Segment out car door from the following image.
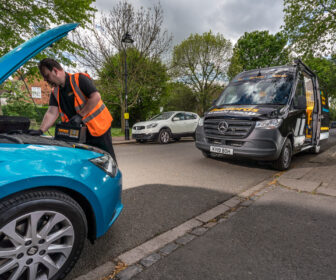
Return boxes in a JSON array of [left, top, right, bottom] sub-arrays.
[[185, 113, 199, 133], [171, 113, 187, 134]]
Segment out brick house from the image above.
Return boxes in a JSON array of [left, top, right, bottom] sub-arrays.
[[28, 78, 51, 105]]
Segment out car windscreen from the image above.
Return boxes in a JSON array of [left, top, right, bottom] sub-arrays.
[[150, 112, 175, 120], [216, 74, 294, 106]]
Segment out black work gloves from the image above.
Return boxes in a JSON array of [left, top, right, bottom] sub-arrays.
[[28, 129, 43, 136], [69, 114, 83, 126]]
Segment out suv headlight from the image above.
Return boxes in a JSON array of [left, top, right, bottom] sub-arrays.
[[146, 123, 158, 129], [90, 154, 118, 177], [198, 117, 204, 126], [256, 119, 283, 129]]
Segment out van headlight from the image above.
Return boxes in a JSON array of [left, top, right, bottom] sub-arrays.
[[198, 117, 204, 126], [256, 119, 283, 129], [146, 123, 158, 129], [90, 154, 118, 177]]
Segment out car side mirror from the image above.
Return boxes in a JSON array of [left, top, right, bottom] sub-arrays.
[[172, 117, 179, 121], [212, 99, 217, 106], [294, 95, 306, 110]]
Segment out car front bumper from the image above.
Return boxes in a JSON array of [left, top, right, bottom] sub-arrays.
[[132, 132, 159, 141], [195, 125, 285, 161]]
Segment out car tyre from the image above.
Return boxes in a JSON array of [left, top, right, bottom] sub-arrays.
[[158, 129, 171, 144], [273, 138, 292, 170], [0, 190, 87, 280]]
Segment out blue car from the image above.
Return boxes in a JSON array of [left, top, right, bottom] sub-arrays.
[[0, 24, 122, 280]]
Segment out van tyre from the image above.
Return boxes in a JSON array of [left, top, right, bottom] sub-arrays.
[[273, 138, 292, 170], [0, 190, 87, 280], [158, 129, 171, 144]]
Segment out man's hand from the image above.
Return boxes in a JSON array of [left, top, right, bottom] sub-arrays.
[[28, 129, 43, 136], [69, 114, 83, 126]]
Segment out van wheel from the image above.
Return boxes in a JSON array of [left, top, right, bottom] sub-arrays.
[[158, 129, 171, 144], [273, 139, 292, 170], [0, 190, 87, 280]]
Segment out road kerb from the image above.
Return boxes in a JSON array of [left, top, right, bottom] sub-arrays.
[[74, 179, 273, 280]]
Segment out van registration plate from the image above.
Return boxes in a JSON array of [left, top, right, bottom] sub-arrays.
[[210, 146, 233, 155]]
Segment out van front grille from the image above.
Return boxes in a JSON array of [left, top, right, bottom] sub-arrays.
[[204, 117, 255, 140]]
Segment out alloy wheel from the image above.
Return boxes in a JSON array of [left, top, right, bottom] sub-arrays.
[[0, 210, 75, 280]]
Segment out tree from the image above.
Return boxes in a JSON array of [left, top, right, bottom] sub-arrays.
[[171, 31, 232, 114], [228, 31, 290, 79], [73, 1, 172, 73], [282, 0, 336, 56], [98, 48, 169, 128], [160, 82, 198, 112], [72, 1, 172, 129], [0, 0, 96, 66], [303, 54, 336, 98]]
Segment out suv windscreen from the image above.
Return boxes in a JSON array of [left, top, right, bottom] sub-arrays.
[[150, 112, 175, 120], [216, 73, 294, 106]]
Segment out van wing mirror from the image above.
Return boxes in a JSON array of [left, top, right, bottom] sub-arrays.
[[294, 95, 306, 110], [212, 99, 217, 106], [172, 117, 179, 121]]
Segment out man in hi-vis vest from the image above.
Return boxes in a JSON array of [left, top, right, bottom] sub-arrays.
[[28, 58, 117, 161]]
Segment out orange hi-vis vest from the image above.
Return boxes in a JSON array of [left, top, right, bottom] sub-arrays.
[[53, 73, 113, 137]]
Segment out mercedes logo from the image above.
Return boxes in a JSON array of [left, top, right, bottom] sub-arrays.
[[218, 121, 229, 134]]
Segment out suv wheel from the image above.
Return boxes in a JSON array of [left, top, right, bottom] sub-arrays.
[[273, 138, 292, 170], [0, 190, 87, 280], [158, 129, 171, 144]]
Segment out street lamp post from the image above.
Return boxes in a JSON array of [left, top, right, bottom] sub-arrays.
[[121, 32, 134, 140]]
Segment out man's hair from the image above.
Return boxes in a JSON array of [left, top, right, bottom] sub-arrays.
[[38, 58, 63, 73]]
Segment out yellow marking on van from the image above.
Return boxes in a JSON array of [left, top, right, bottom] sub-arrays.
[[211, 108, 259, 113], [320, 127, 329, 131], [272, 74, 287, 78]]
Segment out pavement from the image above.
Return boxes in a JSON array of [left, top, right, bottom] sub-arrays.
[[112, 136, 136, 145], [76, 140, 336, 280]]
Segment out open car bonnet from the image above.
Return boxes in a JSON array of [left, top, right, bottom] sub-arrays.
[[0, 23, 78, 85]]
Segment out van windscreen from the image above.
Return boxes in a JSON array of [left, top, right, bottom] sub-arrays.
[[216, 73, 293, 106]]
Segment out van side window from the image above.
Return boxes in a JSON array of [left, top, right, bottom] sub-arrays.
[[293, 74, 305, 107]]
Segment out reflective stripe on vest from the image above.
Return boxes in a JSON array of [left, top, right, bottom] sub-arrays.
[[82, 103, 106, 123]]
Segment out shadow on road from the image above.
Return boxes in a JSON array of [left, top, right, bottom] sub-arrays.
[[133, 187, 336, 280], [67, 184, 234, 279]]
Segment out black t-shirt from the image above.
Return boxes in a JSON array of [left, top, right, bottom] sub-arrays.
[[49, 73, 97, 119]]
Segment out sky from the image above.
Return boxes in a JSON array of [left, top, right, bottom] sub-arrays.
[[93, 0, 285, 46]]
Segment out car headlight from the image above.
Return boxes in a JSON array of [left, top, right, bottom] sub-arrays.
[[198, 117, 204, 126], [255, 119, 283, 129], [146, 123, 158, 129], [90, 154, 118, 177]]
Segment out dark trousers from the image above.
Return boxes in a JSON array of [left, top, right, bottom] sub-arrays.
[[86, 126, 117, 162]]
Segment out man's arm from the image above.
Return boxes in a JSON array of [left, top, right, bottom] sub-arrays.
[[78, 91, 101, 117], [40, 106, 59, 132]]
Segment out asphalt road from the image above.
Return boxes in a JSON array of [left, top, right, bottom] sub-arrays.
[[67, 132, 336, 279]]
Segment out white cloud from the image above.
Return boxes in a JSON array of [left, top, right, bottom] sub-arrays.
[[93, 0, 284, 46]]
